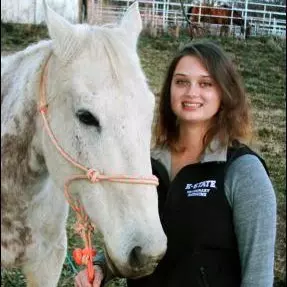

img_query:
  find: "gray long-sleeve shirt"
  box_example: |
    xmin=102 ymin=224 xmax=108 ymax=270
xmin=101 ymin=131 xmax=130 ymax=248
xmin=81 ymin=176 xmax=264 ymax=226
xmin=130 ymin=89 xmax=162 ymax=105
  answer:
xmin=151 ymin=144 xmax=277 ymax=287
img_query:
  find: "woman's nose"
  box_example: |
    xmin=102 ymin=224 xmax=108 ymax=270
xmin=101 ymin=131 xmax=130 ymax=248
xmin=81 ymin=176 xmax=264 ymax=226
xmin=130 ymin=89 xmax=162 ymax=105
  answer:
xmin=185 ymin=83 xmax=199 ymax=97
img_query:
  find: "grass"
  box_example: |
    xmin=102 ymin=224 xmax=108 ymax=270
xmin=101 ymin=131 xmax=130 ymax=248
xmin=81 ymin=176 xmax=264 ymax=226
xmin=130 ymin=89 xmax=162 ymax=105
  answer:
xmin=1 ymin=23 xmax=286 ymax=286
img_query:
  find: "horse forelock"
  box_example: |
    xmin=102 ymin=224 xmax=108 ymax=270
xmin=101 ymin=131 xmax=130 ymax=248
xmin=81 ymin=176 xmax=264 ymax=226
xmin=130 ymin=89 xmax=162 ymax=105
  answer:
xmin=87 ymin=27 xmax=144 ymax=86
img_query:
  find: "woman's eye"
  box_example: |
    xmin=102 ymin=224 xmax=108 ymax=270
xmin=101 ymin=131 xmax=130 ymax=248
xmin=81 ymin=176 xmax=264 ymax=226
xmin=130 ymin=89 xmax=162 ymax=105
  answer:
xmin=76 ymin=110 xmax=101 ymax=130
xmin=200 ymin=82 xmax=212 ymax=88
xmin=175 ymin=79 xmax=190 ymax=87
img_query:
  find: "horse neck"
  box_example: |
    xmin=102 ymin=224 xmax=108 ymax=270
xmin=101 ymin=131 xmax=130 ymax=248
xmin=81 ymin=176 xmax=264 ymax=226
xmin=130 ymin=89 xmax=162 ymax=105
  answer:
xmin=1 ymin=41 xmax=52 ymax=196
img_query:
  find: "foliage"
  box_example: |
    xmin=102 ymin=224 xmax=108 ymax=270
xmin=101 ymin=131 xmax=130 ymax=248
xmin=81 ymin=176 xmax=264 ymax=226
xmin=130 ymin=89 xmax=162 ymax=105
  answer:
xmin=1 ymin=22 xmax=49 ymax=51
xmin=1 ymin=24 xmax=285 ymax=287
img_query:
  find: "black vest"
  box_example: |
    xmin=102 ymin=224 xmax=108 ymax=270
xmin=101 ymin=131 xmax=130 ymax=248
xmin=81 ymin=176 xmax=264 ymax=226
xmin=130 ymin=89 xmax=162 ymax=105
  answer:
xmin=127 ymin=143 xmax=268 ymax=287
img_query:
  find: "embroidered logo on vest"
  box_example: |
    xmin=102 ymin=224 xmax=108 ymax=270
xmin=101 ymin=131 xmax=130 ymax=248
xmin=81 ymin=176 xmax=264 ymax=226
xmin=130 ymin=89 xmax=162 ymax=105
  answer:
xmin=185 ymin=180 xmax=217 ymax=197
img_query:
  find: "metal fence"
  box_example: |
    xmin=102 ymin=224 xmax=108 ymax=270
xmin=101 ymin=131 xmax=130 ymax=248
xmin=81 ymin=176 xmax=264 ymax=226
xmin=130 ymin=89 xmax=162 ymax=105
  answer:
xmin=1 ymin=0 xmax=285 ymax=38
xmin=89 ymin=0 xmax=286 ymax=38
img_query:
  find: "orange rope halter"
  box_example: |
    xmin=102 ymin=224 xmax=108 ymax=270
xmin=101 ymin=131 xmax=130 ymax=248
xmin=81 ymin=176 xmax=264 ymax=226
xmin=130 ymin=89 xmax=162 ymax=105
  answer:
xmin=38 ymin=54 xmax=159 ymax=283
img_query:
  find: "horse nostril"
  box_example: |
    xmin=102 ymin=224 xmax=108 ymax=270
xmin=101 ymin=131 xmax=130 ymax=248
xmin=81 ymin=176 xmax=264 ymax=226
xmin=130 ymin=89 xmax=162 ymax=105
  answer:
xmin=129 ymin=246 xmax=147 ymax=268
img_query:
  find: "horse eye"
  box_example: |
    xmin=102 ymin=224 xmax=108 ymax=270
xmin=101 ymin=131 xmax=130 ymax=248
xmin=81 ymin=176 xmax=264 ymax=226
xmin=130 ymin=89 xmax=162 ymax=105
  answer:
xmin=76 ymin=110 xmax=101 ymax=130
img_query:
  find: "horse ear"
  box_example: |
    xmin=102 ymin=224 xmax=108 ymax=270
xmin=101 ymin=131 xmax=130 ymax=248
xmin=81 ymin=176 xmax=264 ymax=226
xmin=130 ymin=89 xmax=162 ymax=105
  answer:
xmin=43 ymin=0 xmax=83 ymax=61
xmin=120 ymin=1 xmax=142 ymax=49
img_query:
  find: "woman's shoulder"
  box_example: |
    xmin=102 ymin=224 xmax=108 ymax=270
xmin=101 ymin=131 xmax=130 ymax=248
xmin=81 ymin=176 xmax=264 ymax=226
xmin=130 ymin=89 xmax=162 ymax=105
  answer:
xmin=226 ymin=142 xmax=269 ymax=175
xmin=224 ymin=153 xmax=275 ymax=206
xmin=226 ymin=153 xmax=268 ymax=176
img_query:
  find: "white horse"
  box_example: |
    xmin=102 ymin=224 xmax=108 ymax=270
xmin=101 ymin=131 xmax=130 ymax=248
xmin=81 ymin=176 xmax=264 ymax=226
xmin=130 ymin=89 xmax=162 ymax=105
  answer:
xmin=1 ymin=1 xmax=167 ymax=286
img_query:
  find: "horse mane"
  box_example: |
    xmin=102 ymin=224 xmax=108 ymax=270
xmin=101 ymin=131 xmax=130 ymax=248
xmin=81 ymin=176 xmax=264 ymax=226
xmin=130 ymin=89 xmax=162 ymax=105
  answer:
xmin=90 ymin=26 xmax=142 ymax=85
xmin=1 ymin=40 xmax=52 ymax=107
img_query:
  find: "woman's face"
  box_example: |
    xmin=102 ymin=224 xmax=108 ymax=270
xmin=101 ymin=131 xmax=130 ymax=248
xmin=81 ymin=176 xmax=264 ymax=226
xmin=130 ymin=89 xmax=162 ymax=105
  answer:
xmin=170 ymin=55 xmax=222 ymax=126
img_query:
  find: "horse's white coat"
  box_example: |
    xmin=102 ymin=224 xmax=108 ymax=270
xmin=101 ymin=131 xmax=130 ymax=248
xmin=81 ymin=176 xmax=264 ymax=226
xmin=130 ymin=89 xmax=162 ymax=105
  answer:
xmin=1 ymin=1 xmax=167 ymax=285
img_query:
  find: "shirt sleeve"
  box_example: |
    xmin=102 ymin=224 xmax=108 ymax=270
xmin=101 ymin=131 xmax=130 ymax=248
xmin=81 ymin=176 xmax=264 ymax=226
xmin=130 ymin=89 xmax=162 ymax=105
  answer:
xmin=224 ymin=154 xmax=277 ymax=287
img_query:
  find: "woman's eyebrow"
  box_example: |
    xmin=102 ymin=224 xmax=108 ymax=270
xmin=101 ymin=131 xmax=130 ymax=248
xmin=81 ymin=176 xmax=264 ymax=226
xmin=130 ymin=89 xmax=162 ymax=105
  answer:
xmin=173 ymin=73 xmax=211 ymax=78
xmin=173 ymin=73 xmax=188 ymax=77
xmin=201 ymin=75 xmax=212 ymax=78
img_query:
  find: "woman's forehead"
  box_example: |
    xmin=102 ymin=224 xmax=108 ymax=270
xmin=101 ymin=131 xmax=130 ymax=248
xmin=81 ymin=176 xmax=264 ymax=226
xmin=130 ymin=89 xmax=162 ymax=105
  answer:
xmin=174 ymin=56 xmax=210 ymax=77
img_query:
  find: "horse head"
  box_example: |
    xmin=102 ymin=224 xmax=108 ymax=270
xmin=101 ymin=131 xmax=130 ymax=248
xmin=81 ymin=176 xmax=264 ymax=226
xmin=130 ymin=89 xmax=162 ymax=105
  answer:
xmin=41 ymin=1 xmax=167 ymax=278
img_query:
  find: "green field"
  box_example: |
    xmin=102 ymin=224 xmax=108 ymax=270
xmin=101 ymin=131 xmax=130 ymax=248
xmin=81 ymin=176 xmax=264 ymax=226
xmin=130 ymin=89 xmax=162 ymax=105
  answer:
xmin=1 ymin=23 xmax=286 ymax=286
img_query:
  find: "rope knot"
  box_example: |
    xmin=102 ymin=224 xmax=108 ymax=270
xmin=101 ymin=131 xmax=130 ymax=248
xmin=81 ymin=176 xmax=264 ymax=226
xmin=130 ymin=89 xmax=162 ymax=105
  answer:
xmin=38 ymin=105 xmax=48 ymax=114
xmin=73 ymin=247 xmax=96 ymax=266
xmin=87 ymin=169 xmax=101 ymax=183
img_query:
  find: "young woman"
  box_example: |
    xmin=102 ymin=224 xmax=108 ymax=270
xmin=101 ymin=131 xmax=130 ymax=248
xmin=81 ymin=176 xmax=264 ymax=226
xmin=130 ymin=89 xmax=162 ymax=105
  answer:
xmin=75 ymin=40 xmax=277 ymax=287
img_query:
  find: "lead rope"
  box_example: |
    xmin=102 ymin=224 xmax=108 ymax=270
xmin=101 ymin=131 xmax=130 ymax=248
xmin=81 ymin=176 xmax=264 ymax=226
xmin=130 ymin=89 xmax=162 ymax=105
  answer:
xmin=38 ymin=54 xmax=159 ymax=283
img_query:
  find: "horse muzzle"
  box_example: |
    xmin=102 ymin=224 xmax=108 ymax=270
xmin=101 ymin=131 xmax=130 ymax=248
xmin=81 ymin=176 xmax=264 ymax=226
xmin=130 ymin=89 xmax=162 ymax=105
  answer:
xmin=105 ymin=245 xmax=166 ymax=278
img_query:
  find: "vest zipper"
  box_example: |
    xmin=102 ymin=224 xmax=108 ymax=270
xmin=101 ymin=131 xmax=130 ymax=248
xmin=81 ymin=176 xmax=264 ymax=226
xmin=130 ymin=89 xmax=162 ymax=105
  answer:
xmin=200 ymin=267 xmax=210 ymax=287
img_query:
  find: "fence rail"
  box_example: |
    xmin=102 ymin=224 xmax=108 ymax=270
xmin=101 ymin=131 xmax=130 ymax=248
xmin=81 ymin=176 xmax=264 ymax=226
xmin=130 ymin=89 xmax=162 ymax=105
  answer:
xmin=1 ymin=0 xmax=286 ymax=38
xmin=90 ymin=0 xmax=286 ymax=38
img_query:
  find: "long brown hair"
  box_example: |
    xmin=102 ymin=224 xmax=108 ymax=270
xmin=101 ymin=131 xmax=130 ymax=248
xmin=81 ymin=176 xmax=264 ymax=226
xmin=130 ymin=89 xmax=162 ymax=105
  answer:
xmin=154 ymin=40 xmax=253 ymax=151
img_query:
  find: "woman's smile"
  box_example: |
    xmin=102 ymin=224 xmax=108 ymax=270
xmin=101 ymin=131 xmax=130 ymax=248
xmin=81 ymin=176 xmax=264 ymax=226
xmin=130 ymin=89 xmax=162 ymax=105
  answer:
xmin=182 ymin=101 xmax=203 ymax=110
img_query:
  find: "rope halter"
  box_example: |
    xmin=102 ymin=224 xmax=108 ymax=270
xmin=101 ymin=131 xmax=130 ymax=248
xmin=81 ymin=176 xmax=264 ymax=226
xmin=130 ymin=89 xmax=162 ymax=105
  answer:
xmin=38 ymin=54 xmax=159 ymax=283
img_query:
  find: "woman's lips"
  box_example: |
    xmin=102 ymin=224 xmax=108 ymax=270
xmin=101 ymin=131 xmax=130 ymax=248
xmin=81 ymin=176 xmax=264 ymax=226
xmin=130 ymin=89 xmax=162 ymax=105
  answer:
xmin=182 ymin=102 xmax=203 ymax=109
